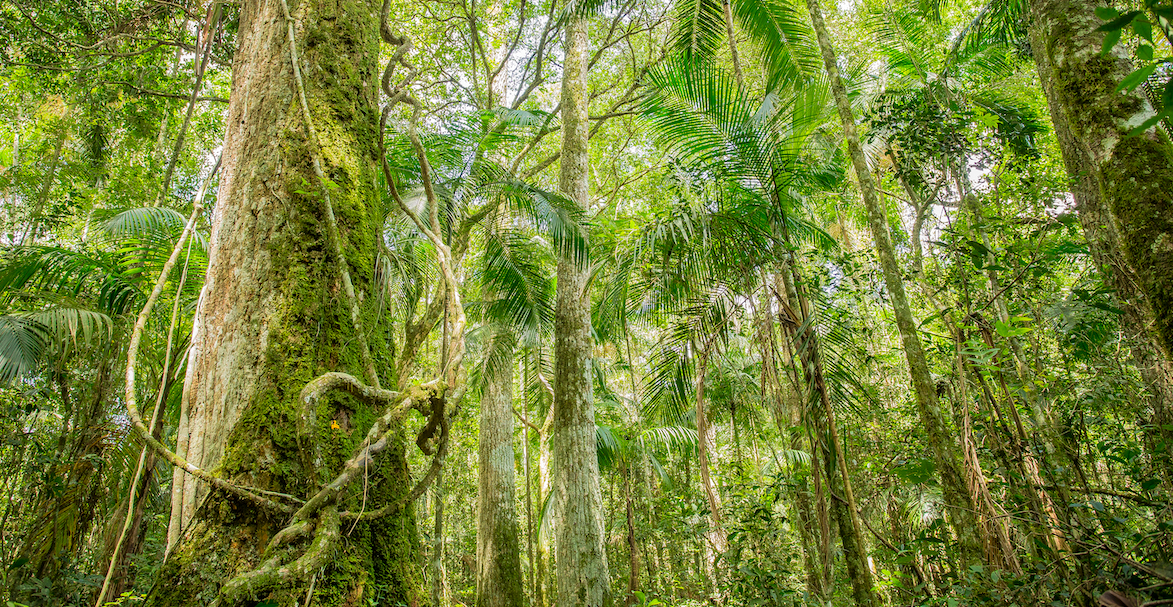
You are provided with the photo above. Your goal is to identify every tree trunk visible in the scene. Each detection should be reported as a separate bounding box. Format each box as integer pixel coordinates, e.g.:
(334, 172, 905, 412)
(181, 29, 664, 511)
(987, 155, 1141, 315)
(432, 468, 449, 606)
(1028, 21, 1173, 484)
(1029, 0, 1173, 358)
(478, 332, 524, 607)
(150, 0, 421, 603)
(551, 11, 611, 607)
(776, 260, 876, 607)
(624, 461, 639, 605)
(693, 342, 727, 558)
(754, 287, 828, 601)
(801, 0, 983, 565)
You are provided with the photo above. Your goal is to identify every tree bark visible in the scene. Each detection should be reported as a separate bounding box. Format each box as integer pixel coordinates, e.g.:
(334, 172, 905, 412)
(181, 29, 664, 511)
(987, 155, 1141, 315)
(151, 0, 421, 603)
(477, 331, 524, 607)
(777, 259, 877, 607)
(1029, 0, 1173, 359)
(551, 11, 611, 607)
(1028, 18, 1173, 484)
(693, 341, 727, 558)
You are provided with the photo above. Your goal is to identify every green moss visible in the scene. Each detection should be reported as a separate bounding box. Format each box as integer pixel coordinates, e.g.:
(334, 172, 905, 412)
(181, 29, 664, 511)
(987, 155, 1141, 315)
(1099, 135, 1173, 356)
(147, 0, 424, 603)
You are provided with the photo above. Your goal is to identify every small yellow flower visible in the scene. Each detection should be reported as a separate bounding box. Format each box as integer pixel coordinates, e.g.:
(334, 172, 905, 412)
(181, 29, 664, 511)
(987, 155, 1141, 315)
(331, 420, 341, 431)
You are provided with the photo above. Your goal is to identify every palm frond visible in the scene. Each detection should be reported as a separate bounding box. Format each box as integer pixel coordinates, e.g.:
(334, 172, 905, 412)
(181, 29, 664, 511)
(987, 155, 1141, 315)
(479, 230, 555, 338)
(0, 246, 142, 315)
(731, 0, 822, 89)
(101, 206, 209, 250)
(669, 0, 726, 66)
(0, 315, 49, 382)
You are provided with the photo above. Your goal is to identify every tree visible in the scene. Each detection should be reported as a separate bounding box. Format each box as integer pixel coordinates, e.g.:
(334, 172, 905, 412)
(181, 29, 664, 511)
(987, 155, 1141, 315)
(1027, 0, 1173, 479)
(799, 0, 986, 572)
(551, 6, 611, 606)
(148, 0, 424, 603)
(1029, 0, 1173, 361)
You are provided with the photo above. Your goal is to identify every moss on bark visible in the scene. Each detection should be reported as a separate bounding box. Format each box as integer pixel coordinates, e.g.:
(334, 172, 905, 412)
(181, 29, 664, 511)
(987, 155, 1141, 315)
(1031, 0, 1173, 358)
(149, 0, 422, 604)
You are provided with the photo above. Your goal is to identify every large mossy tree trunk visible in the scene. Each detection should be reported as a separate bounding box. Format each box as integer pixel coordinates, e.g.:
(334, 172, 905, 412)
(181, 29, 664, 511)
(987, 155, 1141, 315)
(477, 330, 524, 607)
(151, 0, 421, 604)
(1029, 0, 1173, 359)
(1029, 12, 1173, 484)
(551, 11, 611, 607)
(801, 0, 985, 567)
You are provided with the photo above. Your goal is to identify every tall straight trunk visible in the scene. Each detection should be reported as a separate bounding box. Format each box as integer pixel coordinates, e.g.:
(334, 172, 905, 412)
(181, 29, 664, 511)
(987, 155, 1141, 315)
(150, 0, 420, 603)
(776, 260, 876, 607)
(754, 287, 828, 601)
(1029, 22, 1173, 484)
(522, 361, 537, 602)
(537, 399, 554, 607)
(1029, 0, 1173, 359)
(551, 11, 610, 607)
(800, 0, 983, 565)
(623, 461, 639, 605)
(478, 331, 524, 607)
(432, 468, 449, 606)
(693, 342, 727, 557)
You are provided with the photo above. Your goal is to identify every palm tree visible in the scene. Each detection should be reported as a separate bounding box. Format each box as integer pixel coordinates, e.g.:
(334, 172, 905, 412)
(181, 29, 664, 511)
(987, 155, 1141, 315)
(630, 57, 884, 604)
(796, 0, 989, 575)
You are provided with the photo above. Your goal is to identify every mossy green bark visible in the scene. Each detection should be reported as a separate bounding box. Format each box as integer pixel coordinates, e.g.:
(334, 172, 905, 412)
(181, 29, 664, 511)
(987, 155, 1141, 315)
(1030, 0, 1173, 359)
(1029, 19, 1173, 487)
(149, 0, 422, 604)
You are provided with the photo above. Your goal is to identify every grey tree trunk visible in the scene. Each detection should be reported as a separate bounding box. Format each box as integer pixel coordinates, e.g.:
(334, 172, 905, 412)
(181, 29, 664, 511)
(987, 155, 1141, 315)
(551, 11, 611, 607)
(1028, 17, 1173, 484)
(693, 343, 727, 559)
(1029, 0, 1173, 358)
(150, 0, 421, 603)
(477, 331, 525, 607)
(801, 0, 983, 565)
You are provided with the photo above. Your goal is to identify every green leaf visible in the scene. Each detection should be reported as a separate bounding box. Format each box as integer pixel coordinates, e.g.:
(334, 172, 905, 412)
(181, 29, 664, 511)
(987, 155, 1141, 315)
(1127, 108, 1170, 136)
(1162, 78, 1173, 108)
(1118, 64, 1157, 92)
(1141, 478, 1161, 491)
(1132, 16, 1154, 42)
(1095, 6, 1120, 20)
(1097, 10, 1141, 31)
(1102, 28, 1123, 54)
(7, 557, 28, 570)
(1137, 44, 1154, 61)
(995, 319, 1031, 338)
(894, 458, 936, 484)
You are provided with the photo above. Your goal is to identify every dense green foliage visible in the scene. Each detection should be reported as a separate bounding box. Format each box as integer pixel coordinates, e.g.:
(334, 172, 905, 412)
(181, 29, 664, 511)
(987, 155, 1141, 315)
(0, 0, 1170, 605)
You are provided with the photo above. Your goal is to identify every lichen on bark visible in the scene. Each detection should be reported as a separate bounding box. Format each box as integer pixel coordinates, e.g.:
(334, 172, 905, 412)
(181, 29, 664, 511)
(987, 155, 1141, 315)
(1030, 0, 1173, 359)
(150, 0, 423, 604)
